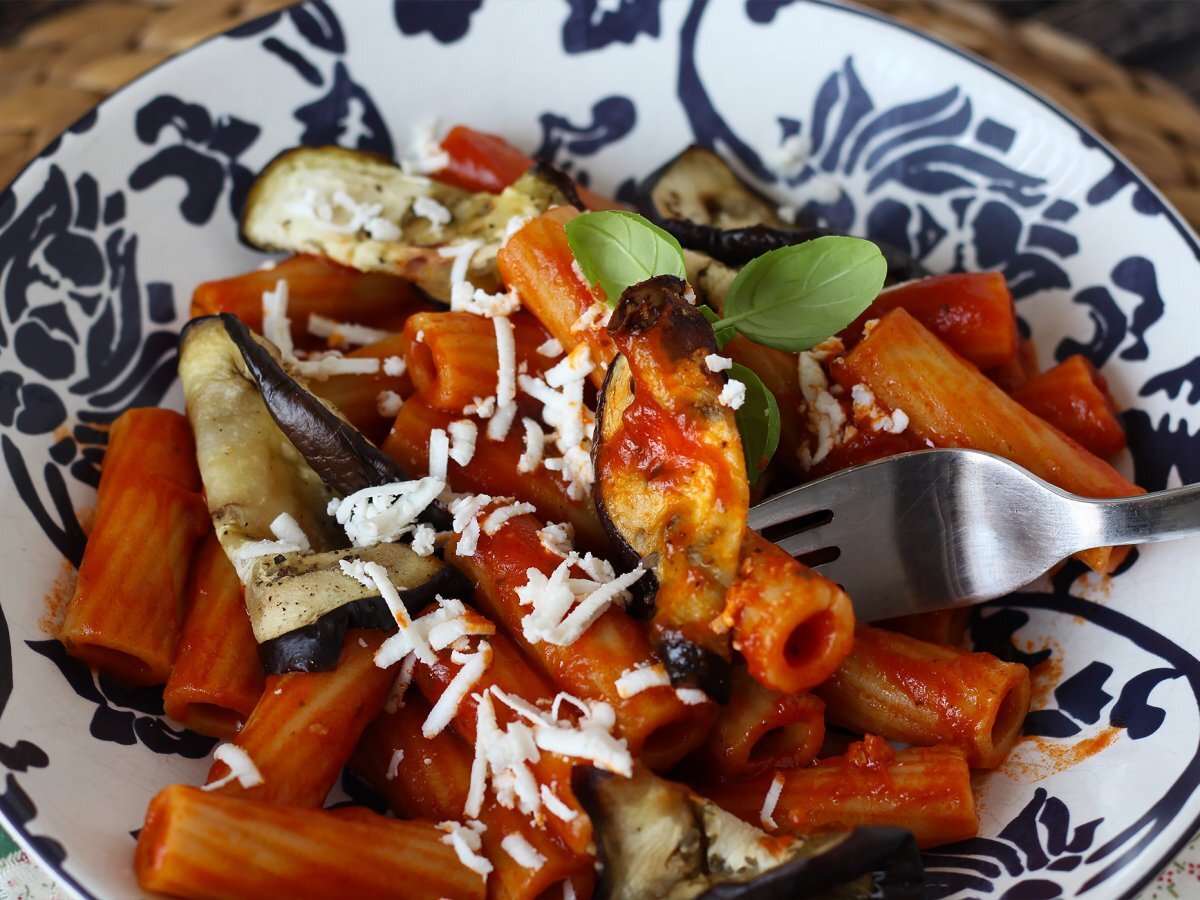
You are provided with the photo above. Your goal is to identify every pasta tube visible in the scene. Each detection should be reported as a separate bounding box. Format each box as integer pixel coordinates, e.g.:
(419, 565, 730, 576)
(815, 626, 1030, 769)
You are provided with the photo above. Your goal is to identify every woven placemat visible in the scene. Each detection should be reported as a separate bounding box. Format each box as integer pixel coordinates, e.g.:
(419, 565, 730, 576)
(1, 0, 1199, 232)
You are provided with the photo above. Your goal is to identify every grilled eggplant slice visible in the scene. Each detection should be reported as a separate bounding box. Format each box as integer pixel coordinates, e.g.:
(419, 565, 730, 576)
(179, 316, 459, 657)
(593, 276, 748, 701)
(574, 766, 924, 900)
(240, 146, 578, 301)
(662, 218, 928, 281)
(638, 146, 799, 231)
(254, 544, 470, 672)
(221, 314, 410, 497)
(639, 146, 925, 280)
(179, 316, 342, 582)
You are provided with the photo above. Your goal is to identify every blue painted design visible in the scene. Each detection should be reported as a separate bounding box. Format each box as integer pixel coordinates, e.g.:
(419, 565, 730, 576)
(976, 118, 1015, 152)
(262, 36, 323, 86)
(677, 0, 771, 181)
(744, 0, 799, 23)
(227, 0, 344, 52)
(536, 96, 636, 165)
(925, 575, 1200, 895)
(1141, 357, 1200, 405)
(563, 0, 661, 53)
(1124, 410, 1200, 492)
(0, 165, 178, 562)
(1043, 200, 1078, 222)
(1112, 256, 1163, 361)
(129, 96, 260, 224)
(393, 0, 482, 44)
(295, 61, 394, 159)
(26, 641, 215, 759)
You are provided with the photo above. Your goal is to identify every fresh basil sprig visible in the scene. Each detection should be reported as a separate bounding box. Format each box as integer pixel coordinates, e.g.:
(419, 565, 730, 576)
(564, 210, 686, 307)
(714, 236, 886, 352)
(728, 363, 779, 485)
(697, 305, 735, 349)
(566, 212, 885, 479)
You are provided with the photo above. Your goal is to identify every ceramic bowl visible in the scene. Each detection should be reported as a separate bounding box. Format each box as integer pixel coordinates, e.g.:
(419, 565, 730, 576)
(1, 1, 1198, 896)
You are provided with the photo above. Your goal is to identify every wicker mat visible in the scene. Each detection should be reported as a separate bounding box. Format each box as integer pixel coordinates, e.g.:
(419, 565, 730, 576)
(0, 0, 1199, 230)
(0, 2, 1197, 899)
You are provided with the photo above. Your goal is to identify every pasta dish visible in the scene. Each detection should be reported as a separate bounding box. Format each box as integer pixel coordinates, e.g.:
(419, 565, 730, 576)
(57, 126, 1142, 899)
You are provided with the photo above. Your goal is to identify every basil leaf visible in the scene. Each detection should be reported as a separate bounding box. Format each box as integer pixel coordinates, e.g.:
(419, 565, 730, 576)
(565, 210, 687, 307)
(728, 363, 779, 485)
(698, 304, 735, 349)
(719, 236, 885, 352)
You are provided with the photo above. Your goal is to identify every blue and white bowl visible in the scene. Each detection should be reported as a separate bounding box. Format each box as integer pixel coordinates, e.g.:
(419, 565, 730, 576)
(1, 1, 1198, 896)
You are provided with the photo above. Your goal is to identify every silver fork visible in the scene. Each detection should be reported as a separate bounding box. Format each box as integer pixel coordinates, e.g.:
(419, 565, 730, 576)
(747, 448, 1200, 622)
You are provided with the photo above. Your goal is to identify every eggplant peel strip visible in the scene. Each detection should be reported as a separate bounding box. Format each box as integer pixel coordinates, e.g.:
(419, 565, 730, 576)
(574, 766, 924, 900)
(178, 316, 460, 653)
(638, 145, 926, 280)
(593, 276, 748, 701)
(240, 146, 580, 302)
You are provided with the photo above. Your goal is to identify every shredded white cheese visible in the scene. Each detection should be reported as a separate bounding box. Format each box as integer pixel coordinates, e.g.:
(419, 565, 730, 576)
(482, 501, 536, 536)
(501, 834, 547, 871)
(796, 347, 847, 471)
(339, 559, 434, 667)
(438, 820, 493, 879)
(537, 337, 564, 358)
(377, 390, 404, 418)
(202, 744, 264, 791)
(487, 315, 519, 441)
(675, 688, 709, 706)
(292, 352, 382, 381)
(386, 748, 404, 781)
(705, 353, 734, 373)
(439, 239, 484, 289)
(383, 355, 407, 377)
(760, 772, 786, 830)
(538, 523, 574, 559)
(384, 654, 417, 714)
(850, 383, 909, 435)
(328, 478, 444, 548)
(450, 493, 494, 558)
(261, 279, 294, 359)
(428, 428, 450, 481)
(400, 121, 450, 175)
(235, 512, 311, 561)
(518, 555, 646, 647)
(615, 663, 671, 699)
(423, 642, 493, 738)
(410, 523, 438, 558)
(540, 784, 578, 822)
(517, 342, 595, 500)
(413, 195, 452, 229)
(444, 419, 478, 467)
(718, 378, 747, 410)
(517, 418, 545, 473)
(307, 314, 392, 347)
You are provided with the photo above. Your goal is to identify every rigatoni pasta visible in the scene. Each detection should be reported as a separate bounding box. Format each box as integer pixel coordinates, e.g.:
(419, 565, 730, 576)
(52, 127, 1154, 898)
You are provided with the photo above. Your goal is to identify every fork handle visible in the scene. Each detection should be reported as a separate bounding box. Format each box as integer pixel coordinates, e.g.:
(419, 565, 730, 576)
(1081, 482, 1200, 549)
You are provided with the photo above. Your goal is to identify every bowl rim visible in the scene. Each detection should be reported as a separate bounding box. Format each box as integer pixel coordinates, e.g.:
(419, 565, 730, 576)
(1, 1, 1197, 897)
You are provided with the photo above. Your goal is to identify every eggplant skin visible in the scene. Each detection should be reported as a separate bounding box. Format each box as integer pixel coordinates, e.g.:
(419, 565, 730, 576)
(609, 275, 716, 365)
(574, 766, 924, 900)
(221, 314, 408, 494)
(636, 145, 801, 231)
(657, 632, 731, 705)
(656, 217, 929, 282)
(257, 558, 472, 674)
(697, 828, 923, 900)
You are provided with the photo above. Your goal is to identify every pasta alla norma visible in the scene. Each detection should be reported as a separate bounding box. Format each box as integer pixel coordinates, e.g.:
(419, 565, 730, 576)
(51, 126, 1147, 899)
